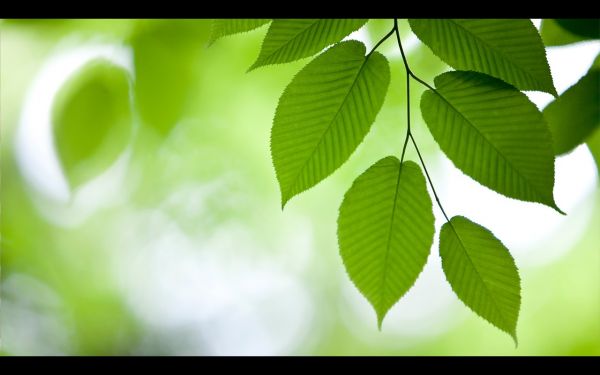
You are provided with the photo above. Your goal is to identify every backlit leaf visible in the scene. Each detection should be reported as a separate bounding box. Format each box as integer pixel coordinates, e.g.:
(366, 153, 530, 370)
(409, 19, 557, 95)
(338, 158, 435, 328)
(440, 216, 521, 344)
(208, 19, 270, 45)
(420, 71, 562, 212)
(272, 40, 390, 207)
(250, 19, 368, 70)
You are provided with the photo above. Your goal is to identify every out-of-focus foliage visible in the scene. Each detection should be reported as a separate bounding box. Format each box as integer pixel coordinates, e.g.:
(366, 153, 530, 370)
(540, 19, 600, 172)
(544, 69, 599, 155)
(53, 60, 132, 188)
(130, 20, 208, 136)
(540, 19, 589, 47)
(555, 19, 600, 40)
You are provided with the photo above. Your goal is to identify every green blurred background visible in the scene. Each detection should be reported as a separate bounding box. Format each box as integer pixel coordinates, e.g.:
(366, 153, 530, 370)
(1, 19, 599, 355)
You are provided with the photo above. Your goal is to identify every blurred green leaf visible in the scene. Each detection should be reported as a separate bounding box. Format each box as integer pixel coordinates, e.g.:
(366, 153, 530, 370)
(131, 21, 208, 136)
(249, 19, 368, 70)
(69, 291, 140, 355)
(586, 126, 600, 175)
(53, 60, 132, 189)
(540, 19, 588, 47)
(421, 71, 561, 212)
(555, 19, 600, 40)
(272, 40, 390, 207)
(208, 19, 271, 45)
(338, 158, 434, 328)
(592, 53, 600, 70)
(440, 216, 521, 344)
(409, 19, 557, 96)
(544, 70, 600, 155)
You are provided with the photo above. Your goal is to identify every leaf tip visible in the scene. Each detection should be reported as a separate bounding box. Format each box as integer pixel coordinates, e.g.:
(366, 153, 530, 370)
(281, 193, 291, 210)
(247, 60, 262, 73)
(511, 331, 519, 348)
(550, 201, 566, 215)
(376, 309, 388, 331)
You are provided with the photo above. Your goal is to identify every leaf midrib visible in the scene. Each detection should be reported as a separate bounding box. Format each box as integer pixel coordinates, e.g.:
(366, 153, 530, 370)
(377, 162, 404, 321)
(447, 19, 547, 91)
(431, 88, 551, 204)
(284, 53, 372, 201)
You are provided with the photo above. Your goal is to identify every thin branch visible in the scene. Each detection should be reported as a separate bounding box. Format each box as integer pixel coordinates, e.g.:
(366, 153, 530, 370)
(393, 18, 452, 224)
(409, 133, 451, 223)
(393, 19, 436, 92)
(399, 74, 410, 164)
(367, 26, 396, 58)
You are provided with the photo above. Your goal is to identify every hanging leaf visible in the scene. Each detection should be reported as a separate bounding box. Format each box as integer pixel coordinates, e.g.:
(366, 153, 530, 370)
(208, 19, 271, 45)
(440, 216, 521, 344)
(421, 71, 562, 213)
(338, 158, 435, 328)
(249, 19, 368, 71)
(544, 70, 600, 155)
(53, 59, 132, 189)
(409, 19, 557, 96)
(272, 40, 390, 207)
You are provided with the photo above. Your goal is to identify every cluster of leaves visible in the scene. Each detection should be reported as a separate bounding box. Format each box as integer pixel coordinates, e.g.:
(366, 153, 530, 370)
(209, 18, 600, 344)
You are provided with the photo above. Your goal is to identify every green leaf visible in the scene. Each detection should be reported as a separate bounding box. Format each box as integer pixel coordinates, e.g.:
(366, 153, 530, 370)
(208, 19, 270, 45)
(421, 71, 562, 213)
(272, 40, 390, 207)
(338, 158, 435, 328)
(586, 127, 600, 176)
(540, 19, 588, 47)
(249, 19, 368, 70)
(409, 19, 557, 96)
(440, 216, 521, 344)
(544, 70, 600, 155)
(53, 59, 132, 188)
(131, 21, 205, 135)
(555, 19, 600, 40)
(592, 53, 600, 70)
